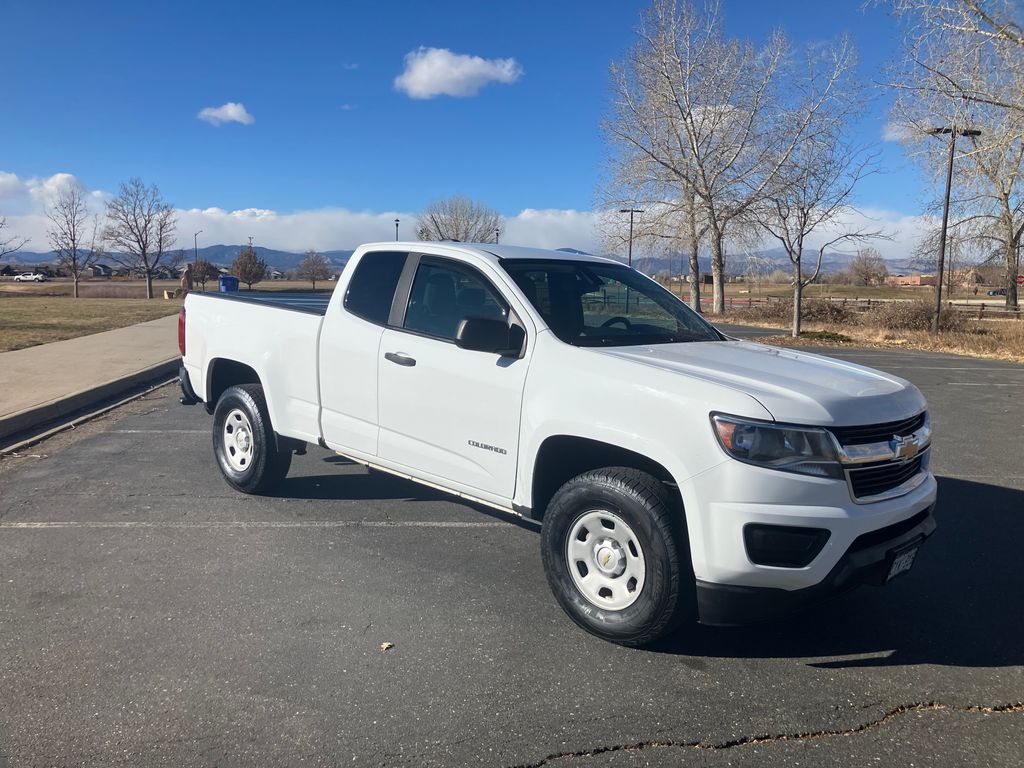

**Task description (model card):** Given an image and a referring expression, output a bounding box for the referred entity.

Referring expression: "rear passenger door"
[319,250,408,455]
[376,255,528,500]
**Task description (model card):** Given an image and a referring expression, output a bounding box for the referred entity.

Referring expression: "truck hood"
[597,341,925,426]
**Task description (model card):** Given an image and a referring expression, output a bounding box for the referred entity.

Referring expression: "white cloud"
[197,102,255,126]
[0,170,932,264]
[0,172,108,251]
[394,47,522,99]
[801,206,934,262]
[882,121,916,143]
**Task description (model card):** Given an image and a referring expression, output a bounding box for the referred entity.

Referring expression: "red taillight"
[178,306,186,356]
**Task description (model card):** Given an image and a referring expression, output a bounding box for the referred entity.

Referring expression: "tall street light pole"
[193,230,203,267]
[495,227,500,244]
[928,125,981,333]
[394,218,400,241]
[618,208,643,268]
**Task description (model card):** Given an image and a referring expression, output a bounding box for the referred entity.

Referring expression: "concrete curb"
[0,358,179,445]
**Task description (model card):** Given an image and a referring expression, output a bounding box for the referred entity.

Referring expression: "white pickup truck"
[179,242,936,646]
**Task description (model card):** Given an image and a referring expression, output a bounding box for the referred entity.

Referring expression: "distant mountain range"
[3,244,919,276]
[3,245,355,271]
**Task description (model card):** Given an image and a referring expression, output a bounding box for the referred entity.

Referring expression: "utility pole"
[394,218,400,241]
[193,230,203,267]
[928,125,981,333]
[618,208,643,267]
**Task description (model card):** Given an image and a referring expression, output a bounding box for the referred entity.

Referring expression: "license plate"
[886,546,919,582]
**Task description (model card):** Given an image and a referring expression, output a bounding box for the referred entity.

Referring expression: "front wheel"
[212,384,292,494]
[540,468,693,647]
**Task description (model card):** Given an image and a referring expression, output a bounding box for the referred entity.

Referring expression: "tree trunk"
[792,255,803,338]
[145,273,154,300]
[687,208,701,313]
[73,276,79,299]
[1006,235,1019,309]
[688,249,701,313]
[711,232,725,314]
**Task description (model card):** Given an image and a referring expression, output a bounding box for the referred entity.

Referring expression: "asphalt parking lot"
[1,339,1022,767]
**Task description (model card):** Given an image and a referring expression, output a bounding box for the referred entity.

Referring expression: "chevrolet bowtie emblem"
[891,433,922,460]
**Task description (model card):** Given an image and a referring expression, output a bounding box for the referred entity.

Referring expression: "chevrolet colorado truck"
[179,242,936,646]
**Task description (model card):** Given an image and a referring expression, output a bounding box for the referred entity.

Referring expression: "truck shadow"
[656,477,1024,668]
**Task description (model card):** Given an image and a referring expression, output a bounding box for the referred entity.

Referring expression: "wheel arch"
[205,358,262,415]
[526,435,682,522]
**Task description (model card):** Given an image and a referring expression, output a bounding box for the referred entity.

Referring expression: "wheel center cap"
[236,430,250,451]
[594,541,624,576]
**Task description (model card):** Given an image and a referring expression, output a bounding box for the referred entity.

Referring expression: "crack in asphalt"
[506,701,1024,767]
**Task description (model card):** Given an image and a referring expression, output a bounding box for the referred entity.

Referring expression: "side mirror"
[455,317,524,357]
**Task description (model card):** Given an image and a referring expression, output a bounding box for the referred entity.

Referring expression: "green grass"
[0,296,181,352]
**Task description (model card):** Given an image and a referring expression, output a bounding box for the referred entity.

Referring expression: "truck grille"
[847,453,927,500]
[829,412,926,446]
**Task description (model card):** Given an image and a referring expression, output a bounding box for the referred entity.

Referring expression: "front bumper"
[695,505,936,625]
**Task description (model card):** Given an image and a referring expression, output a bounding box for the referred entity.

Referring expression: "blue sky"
[1,0,930,256]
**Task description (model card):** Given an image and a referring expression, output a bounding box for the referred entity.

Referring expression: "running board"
[334,451,523,518]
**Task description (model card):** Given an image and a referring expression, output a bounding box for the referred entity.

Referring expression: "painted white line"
[111,429,208,434]
[944,383,1024,387]
[0,520,512,530]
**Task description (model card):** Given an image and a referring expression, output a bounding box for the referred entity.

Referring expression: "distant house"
[269,269,285,280]
[0,264,15,277]
[87,263,113,277]
[886,274,936,287]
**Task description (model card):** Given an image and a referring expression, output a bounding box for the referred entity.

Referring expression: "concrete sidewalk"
[0,314,180,444]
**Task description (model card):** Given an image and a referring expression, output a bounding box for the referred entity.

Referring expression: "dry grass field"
[0,278,334,353]
[717,311,1024,365]
[0,297,182,352]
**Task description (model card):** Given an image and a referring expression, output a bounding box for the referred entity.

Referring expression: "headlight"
[711,414,842,479]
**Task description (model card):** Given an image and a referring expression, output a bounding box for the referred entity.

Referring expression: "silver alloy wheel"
[222,407,255,472]
[566,509,646,611]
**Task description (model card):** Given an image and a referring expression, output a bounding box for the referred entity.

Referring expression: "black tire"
[212,384,292,494]
[540,467,694,647]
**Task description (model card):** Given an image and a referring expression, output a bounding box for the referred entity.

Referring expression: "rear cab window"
[343,251,408,325]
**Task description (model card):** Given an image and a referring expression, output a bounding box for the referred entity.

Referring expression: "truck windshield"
[501,259,724,347]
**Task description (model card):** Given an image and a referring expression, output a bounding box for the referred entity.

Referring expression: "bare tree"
[192,259,219,291]
[104,178,177,299]
[46,183,99,298]
[754,38,886,335]
[889,0,1024,307]
[416,196,504,243]
[297,249,332,290]
[0,217,29,260]
[605,0,847,314]
[231,244,266,290]
[888,0,1024,120]
[848,248,890,286]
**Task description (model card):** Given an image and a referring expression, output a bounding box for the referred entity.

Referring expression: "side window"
[403,260,508,341]
[343,251,407,325]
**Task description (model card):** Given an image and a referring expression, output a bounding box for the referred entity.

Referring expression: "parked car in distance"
[14,272,47,282]
[987,287,1007,296]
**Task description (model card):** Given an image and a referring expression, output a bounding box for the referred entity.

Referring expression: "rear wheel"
[540,467,693,647]
[212,384,291,494]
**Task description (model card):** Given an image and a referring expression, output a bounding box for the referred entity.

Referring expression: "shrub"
[736,298,857,325]
[801,299,858,324]
[864,300,966,332]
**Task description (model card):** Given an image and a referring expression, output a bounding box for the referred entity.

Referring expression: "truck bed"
[198,291,332,316]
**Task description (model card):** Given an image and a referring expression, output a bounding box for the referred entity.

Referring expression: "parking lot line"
[0,520,512,530]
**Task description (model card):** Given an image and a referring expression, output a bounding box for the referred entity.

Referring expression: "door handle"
[384,352,416,367]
